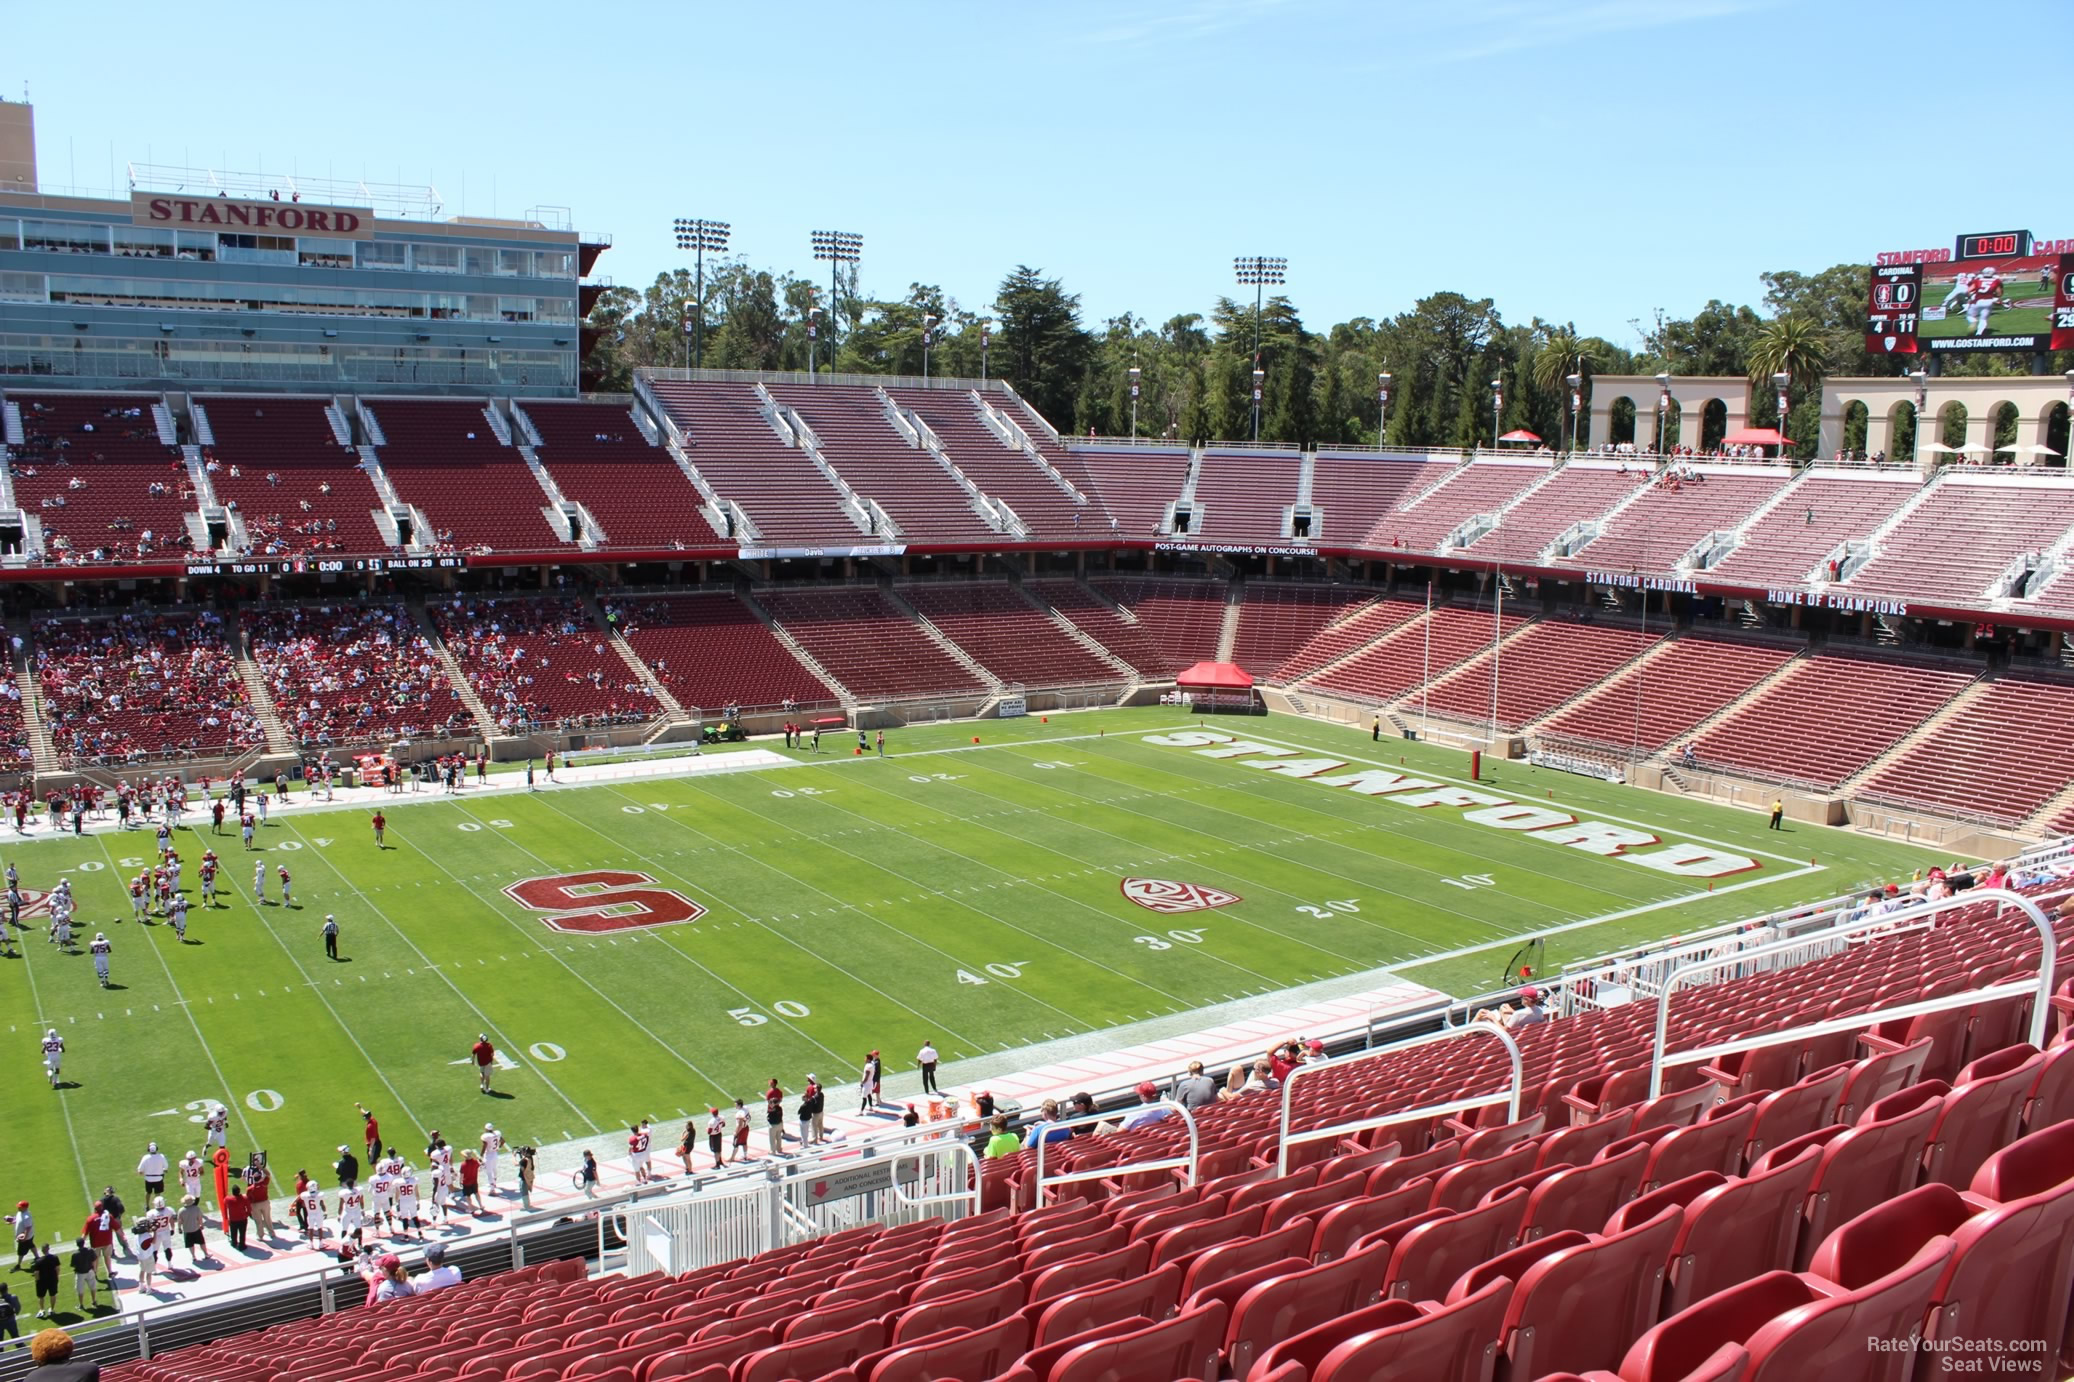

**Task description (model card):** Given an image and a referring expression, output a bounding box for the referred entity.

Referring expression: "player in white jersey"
[368,1163,395,1235]
[300,1179,325,1244]
[171,894,190,943]
[130,876,151,923]
[253,859,267,903]
[91,932,113,987]
[1965,266,2003,335]
[628,1123,653,1184]
[1940,271,1975,318]
[155,823,171,855]
[204,1104,228,1150]
[336,1183,365,1247]
[479,1124,503,1193]
[178,1152,205,1203]
[394,1164,421,1237]
[41,1028,63,1087]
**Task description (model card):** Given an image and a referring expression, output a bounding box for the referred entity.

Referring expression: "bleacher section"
[1305,604,1529,707]
[518,400,727,552]
[1558,467,1791,574]
[1074,449,1189,539]
[609,592,835,713]
[1468,462,1650,564]
[899,583,1125,689]
[1227,585,1375,680]
[1537,636,1800,756]
[1025,579,1173,679]
[1089,577,1228,677]
[429,597,659,731]
[1267,598,1428,684]
[33,610,262,766]
[1369,458,1550,555]
[107,873,2074,1382]
[1694,651,1977,788]
[646,379,863,546]
[1704,470,1921,587]
[1190,450,1304,544]
[200,396,391,557]
[1844,474,2074,604]
[6,391,195,561]
[368,400,564,553]
[245,603,467,748]
[1415,620,1661,729]
[1309,452,1460,549]
[887,389,1088,541]
[757,588,986,699]
[769,384,997,542]
[1855,673,2074,826]
[0,693,27,775]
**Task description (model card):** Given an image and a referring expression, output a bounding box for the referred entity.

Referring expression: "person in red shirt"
[82,1204,116,1284]
[459,1151,483,1212]
[221,1183,249,1250]
[471,1035,496,1094]
[370,810,386,848]
[357,1103,382,1162]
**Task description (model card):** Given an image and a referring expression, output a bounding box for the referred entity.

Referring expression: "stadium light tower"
[807,306,822,383]
[1654,372,1671,455]
[1234,255,1287,440]
[980,319,992,382]
[1565,372,1583,453]
[672,217,730,370]
[811,229,863,355]
[1772,370,1791,457]
[1128,363,1141,441]
[1377,372,1392,447]
[1491,377,1503,452]
[922,314,938,382]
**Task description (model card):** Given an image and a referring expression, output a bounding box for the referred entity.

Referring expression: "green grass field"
[1,707,1948,1229]
[1915,283,2052,341]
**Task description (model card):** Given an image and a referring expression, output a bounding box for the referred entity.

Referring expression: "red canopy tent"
[1174,661,1254,690]
[1498,428,1542,444]
[1719,426,1791,449]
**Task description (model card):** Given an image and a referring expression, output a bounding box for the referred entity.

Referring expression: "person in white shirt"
[41,1029,64,1088]
[300,1179,326,1243]
[394,1164,421,1237]
[137,1142,169,1197]
[204,1104,228,1150]
[415,1242,462,1292]
[178,1152,205,1203]
[479,1124,502,1193]
[368,1163,394,1235]
[337,1183,365,1247]
[916,1041,940,1095]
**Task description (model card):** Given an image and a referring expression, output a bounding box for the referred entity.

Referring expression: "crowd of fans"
[10,400,200,563]
[33,610,262,766]
[245,604,468,749]
[431,597,659,733]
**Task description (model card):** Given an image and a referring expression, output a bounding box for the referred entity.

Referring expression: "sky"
[10,0,2072,350]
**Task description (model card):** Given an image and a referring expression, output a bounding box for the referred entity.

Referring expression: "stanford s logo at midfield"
[504,871,706,934]
[1120,877,1242,914]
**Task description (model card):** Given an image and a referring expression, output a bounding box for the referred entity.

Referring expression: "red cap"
[1306,1039,1326,1053]
[1520,987,1542,1002]
[1135,1081,1158,1099]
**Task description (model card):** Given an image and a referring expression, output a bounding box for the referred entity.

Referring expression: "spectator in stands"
[415,1243,460,1292]
[1020,1099,1073,1148]
[23,1326,97,1380]
[1221,1059,1280,1099]
[981,1116,1019,1159]
[1096,1082,1173,1136]
[370,1254,414,1303]
[1172,1060,1219,1111]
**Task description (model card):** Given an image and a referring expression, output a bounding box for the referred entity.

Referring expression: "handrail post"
[1649,890,2059,1098]
[1277,1022,1522,1176]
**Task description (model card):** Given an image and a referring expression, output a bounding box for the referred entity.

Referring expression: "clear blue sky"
[12,0,2071,348]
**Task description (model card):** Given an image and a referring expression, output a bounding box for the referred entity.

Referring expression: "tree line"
[582,258,2069,456]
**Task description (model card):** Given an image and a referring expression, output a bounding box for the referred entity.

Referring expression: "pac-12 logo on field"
[1120,877,1242,914]
[504,871,706,935]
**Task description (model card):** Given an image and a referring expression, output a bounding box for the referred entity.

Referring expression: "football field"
[1,707,1946,1225]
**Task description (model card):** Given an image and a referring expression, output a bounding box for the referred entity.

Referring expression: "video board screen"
[1866,229,2072,355]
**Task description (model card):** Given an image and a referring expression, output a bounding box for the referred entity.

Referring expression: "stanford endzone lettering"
[133,192,372,239]
[1143,732,1761,879]
[504,870,706,934]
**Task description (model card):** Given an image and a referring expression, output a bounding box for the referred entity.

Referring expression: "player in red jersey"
[1965,264,2004,335]
[370,811,386,848]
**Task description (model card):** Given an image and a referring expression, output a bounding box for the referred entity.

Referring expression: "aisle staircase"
[8,614,57,776]
[737,588,855,705]
[226,614,296,755]
[407,599,497,741]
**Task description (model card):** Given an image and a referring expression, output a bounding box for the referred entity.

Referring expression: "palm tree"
[1532,329,1603,450]
[1747,316,1829,396]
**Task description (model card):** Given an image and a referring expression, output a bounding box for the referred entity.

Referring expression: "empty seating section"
[246,604,467,747]
[608,593,834,713]
[1228,585,1375,678]
[368,400,561,553]
[518,400,725,551]
[1706,472,1921,586]
[757,588,984,699]
[7,391,195,561]
[429,597,658,731]
[899,583,1123,688]
[199,396,390,556]
[1538,636,1799,753]
[769,384,995,542]
[1469,463,1650,563]
[1560,468,1791,573]
[1845,476,2074,603]
[1417,620,1661,728]
[1073,449,1189,538]
[1025,579,1173,677]
[1696,652,1976,788]
[1305,604,1528,706]
[98,866,2074,1382]
[886,388,1089,540]
[1368,459,1549,553]
[1857,674,2074,825]
[34,611,261,765]
[1268,598,1428,683]
[1191,450,1303,543]
[646,379,862,545]
[1089,578,1227,676]
[1309,453,1459,548]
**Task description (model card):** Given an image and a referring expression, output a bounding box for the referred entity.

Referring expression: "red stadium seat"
[1483,1205,1682,1379]
[1042,1301,1227,1382]
[1305,1279,1507,1382]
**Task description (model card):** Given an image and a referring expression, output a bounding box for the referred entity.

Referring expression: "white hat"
[484,1123,495,1132]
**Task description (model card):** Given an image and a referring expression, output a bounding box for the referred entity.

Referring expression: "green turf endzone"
[0,706,1951,1232]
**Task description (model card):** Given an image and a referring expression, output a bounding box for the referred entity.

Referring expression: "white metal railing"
[1645,890,2060,1098]
[1034,1100,1199,1206]
[1275,1022,1522,1175]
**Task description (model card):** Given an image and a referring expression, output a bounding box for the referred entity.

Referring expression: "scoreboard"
[1866,229,2074,356]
